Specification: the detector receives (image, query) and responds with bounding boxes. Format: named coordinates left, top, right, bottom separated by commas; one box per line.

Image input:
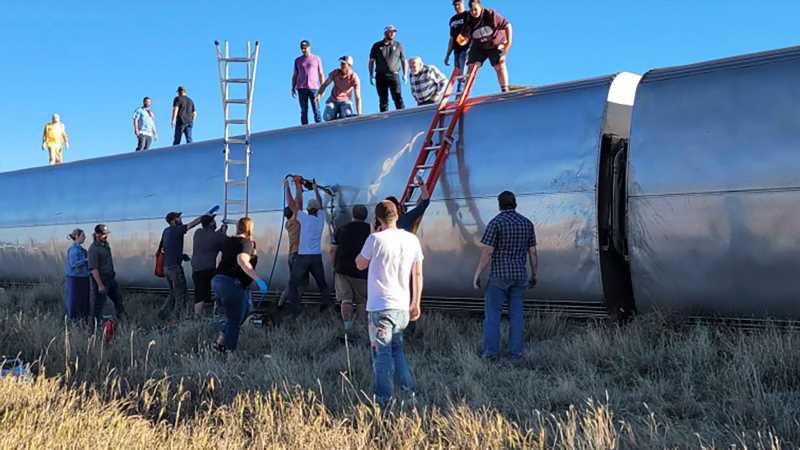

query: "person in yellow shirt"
left=42, top=114, right=69, bottom=165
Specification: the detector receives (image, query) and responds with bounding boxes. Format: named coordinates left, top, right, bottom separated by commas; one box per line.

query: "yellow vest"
left=44, top=122, right=66, bottom=148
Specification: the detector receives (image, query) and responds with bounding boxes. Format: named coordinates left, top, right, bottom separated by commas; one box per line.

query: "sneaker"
left=480, top=352, right=499, bottom=362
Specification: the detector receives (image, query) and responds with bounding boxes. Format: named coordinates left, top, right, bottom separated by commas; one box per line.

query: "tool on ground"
left=398, top=64, right=479, bottom=232
left=214, top=40, right=261, bottom=225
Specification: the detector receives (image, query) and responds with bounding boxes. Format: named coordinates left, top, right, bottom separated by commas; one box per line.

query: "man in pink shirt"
left=315, top=56, right=363, bottom=121
left=291, top=40, right=325, bottom=125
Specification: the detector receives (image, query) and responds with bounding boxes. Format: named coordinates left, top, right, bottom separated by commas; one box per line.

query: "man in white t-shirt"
left=356, top=200, right=424, bottom=406
left=285, top=179, right=333, bottom=316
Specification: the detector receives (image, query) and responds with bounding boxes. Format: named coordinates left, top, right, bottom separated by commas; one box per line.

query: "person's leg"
left=136, top=135, right=145, bottom=151
left=309, top=89, right=321, bottom=123
left=507, top=281, right=526, bottom=359
left=193, top=270, right=213, bottom=316
left=55, top=147, right=63, bottom=164
left=47, top=147, right=56, bottom=165
left=65, top=276, right=76, bottom=320
left=494, top=62, right=509, bottom=92
left=368, top=310, right=396, bottom=406
left=144, top=135, right=152, bottom=150
left=323, top=101, right=337, bottom=122
left=389, top=73, right=405, bottom=110
left=455, top=49, right=467, bottom=91
left=173, top=125, right=182, bottom=145
left=175, top=266, right=188, bottom=317
left=184, top=123, right=193, bottom=143
left=74, top=277, right=90, bottom=320
left=340, top=101, right=355, bottom=118
left=376, top=73, right=390, bottom=112
left=159, top=267, right=177, bottom=320
left=106, top=278, right=127, bottom=320
left=286, top=255, right=311, bottom=315
left=336, top=274, right=355, bottom=332
left=279, top=252, right=296, bottom=306
left=222, top=280, right=246, bottom=350
left=389, top=310, right=414, bottom=394
left=482, top=277, right=505, bottom=358
left=308, top=255, right=332, bottom=308
left=298, top=89, right=310, bottom=125
left=90, top=277, right=107, bottom=324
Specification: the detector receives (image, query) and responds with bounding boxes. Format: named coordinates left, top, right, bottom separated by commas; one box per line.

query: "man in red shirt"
left=458, top=0, right=513, bottom=92
left=316, top=56, right=363, bottom=121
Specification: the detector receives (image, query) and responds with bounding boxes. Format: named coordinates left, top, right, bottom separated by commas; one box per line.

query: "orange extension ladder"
left=398, top=64, right=480, bottom=226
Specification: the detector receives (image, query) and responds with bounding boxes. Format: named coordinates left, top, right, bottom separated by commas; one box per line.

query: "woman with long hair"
left=212, top=217, right=268, bottom=351
left=65, top=229, right=90, bottom=320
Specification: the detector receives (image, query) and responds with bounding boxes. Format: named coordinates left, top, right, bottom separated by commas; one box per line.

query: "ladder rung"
left=221, top=57, right=251, bottom=63
left=227, top=159, right=247, bottom=165
left=225, top=99, right=248, bottom=104
left=225, top=138, right=247, bottom=144
left=223, top=78, right=250, bottom=83
left=416, top=164, right=434, bottom=170
left=440, top=108, right=458, bottom=115
left=225, top=119, right=247, bottom=125
left=424, top=145, right=442, bottom=151
left=225, top=180, right=247, bottom=186
left=432, top=127, right=448, bottom=132
left=226, top=200, right=245, bottom=205
left=223, top=219, right=238, bottom=225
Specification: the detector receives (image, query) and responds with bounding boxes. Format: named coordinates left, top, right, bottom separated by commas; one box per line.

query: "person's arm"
left=329, top=244, right=338, bottom=266
left=171, top=105, right=178, bottom=127
left=291, top=62, right=298, bottom=97
left=42, top=125, right=47, bottom=146
left=62, top=127, right=69, bottom=149
left=504, top=24, right=513, bottom=52
left=133, top=114, right=140, bottom=137
left=400, top=44, right=408, bottom=81
left=155, top=237, right=164, bottom=256
left=91, top=269, right=106, bottom=293
left=445, top=36, right=455, bottom=66
left=528, top=245, right=538, bottom=287
left=71, top=248, right=88, bottom=270
left=355, top=235, right=373, bottom=271
left=185, top=217, right=203, bottom=230
left=315, top=75, right=333, bottom=101
left=410, top=259, right=423, bottom=321
left=236, top=252, right=260, bottom=280
left=318, top=61, right=326, bottom=86
left=473, top=245, right=494, bottom=289
left=312, top=179, right=324, bottom=217
left=368, top=58, right=375, bottom=85
left=192, top=110, right=197, bottom=122
left=354, top=82, right=362, bottom=115
left=152, top=113, right=158, bottom=140
left=294, top=177, right=304, bottom=211
left=285, top=178, right=299, bottom=214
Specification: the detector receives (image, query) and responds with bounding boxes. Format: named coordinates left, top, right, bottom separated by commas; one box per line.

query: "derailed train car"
left=1, top=45, right=798, bottom=319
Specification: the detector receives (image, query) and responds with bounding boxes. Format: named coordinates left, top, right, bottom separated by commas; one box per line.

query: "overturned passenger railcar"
left=627, top=46, right=800, bottom=318
left=0, top=73, right=639, bottom=317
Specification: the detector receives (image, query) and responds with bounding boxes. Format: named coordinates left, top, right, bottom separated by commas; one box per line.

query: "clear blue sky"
left=1, top=0, right=798, bottom=172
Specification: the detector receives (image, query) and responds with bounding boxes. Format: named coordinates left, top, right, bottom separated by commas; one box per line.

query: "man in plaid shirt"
left=408, top=57, right=449, bottom=106
left=473, top=191, right=538, bottom=360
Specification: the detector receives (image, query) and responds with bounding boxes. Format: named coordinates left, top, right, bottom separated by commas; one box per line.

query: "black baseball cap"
left=176, top=86, right=185, bottom=93
left=200, top=215, right=216, bottom=227
left=94, top=224, right=110, bottom=235
left=453, top=0, right=464, bottom=4
left=300, top=40, right=311, bottom=48
left=165, top=211, right=182, bottom=223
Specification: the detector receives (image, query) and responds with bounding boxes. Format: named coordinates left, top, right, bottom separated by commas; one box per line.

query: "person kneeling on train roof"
left=409, top=57, right=448, bottom=106
left=284, top=179, right=334, bottom=317
left=457, top=0, right=513, bottom=92
left=88, top=224, right=128, bottom=323
left=191, top=215, right=227, bottom=317
left=65, top=229, right=91, bottom=321
left=330, top=204, right=371, bottom=338
left=473, top=191, right=537, bottom=361
left=356, top=200, right=424, bottom=407
left=212, top=217, right=268, bottom=352
left=156, top=207, right=218, bottom=321
left=315, top=56, right=362, bottom=121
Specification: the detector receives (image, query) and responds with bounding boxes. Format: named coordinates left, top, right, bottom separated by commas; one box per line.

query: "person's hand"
left=402, top=74, right=408, bottom=84
left=98, top=284, right=107, bottom=295
left=314, top=94, right=321, bottom=103
left=255, top=278, right=268, bottom=293
left=473, top=274, right=481, bottom=290
left=170, top=121, right=175, bottom=129
left=410, top=302, right=421, bottom=321
left=291, top=88, right=297, bottom=98
left=444, top=55, right=450, bottom=66
left=220, top=224, right=228, bottom=233
left=312, top=178, right=318, bottom=189
left=182, top=254, right=191, bottom=262
left=369, top=76, right=375, bottom=86
left=528, top=273, right=538, bottom=288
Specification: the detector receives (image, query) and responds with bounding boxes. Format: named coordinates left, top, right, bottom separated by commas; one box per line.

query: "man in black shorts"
left=458, top=0, right=513, bottom=92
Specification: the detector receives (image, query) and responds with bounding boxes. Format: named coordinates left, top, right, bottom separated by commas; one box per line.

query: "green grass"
left=0, top=284, right=796, bottom=449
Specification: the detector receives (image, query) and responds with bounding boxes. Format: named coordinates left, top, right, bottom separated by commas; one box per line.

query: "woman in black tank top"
left=211, top=217, right=267, bottom=351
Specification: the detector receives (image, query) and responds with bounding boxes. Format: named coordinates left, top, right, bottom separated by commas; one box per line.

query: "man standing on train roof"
left=409, top=57, right=449, bottom=106
left=41, top=113, right=69, bottom=165
left=292, top=40, right=325, bottom=125
left=473, top=191, right=537, bottom=361
left=88, top=224, right=128, bottom=323
left=132, top=96, right=158, bottom=151
left=157, top=207, right=218, bottom=321
left=369, top=24, right=408, bottom=112
left=284, top=178, right=334, bottom=317
left=171, top=86, right=196, bottom=145
left=457, top=0, right=513, bottom=92
left=316, top=56, right=362, bottom=121
left=444, top=0, right=469, bottom=90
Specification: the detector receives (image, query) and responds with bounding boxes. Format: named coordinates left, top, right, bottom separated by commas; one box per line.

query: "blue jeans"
left=323, top=100, right=355, bottom=121
left=297, top=88, right=321, bottom=125
left=160, top=265, right=187, bottom=320
left=483, top=277, right=527, bottom=358
left=454, top=49, right=467, bottom=92
left=212, top=274, right=251, bottom=350
left=368, top=309, right=414, bottom=406
left=173, top=122, right=193, bottom=145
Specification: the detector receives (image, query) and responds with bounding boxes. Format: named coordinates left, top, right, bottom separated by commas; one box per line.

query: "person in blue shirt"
left=132, top=97, right=158, bottom=151
left=65, top=229, right=91, bottom=320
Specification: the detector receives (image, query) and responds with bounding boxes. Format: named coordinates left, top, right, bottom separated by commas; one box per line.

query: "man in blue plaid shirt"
left=409, top=57, right=449, bottom=106
left=473, top=191, right=538, bottom=360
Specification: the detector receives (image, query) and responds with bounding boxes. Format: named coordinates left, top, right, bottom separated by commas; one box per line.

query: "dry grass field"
left=0, top=285, right=797, bottom=449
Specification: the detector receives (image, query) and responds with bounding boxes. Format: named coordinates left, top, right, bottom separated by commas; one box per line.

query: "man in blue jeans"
left=473, top=191, right=538, bottom=361
left=291, top=40, right=325, bottom=125
left=356, top=200, right=424, bottom=407
left=171, top=86, right=196, bottom=145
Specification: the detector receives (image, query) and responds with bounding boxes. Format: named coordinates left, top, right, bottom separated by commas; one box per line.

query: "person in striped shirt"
left=408, top=57, right=448, bottom=106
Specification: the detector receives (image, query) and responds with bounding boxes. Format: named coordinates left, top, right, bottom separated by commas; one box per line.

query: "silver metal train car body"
left=1, top=45, right=797, bottom=319
left=0, top=73, right=637, bottom=316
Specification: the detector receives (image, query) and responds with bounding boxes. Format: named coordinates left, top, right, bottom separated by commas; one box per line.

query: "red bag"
left=154, top=253, right=165, bottom=278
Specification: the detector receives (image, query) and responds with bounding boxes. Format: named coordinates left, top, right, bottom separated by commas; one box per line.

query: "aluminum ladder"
left=214, top=40, right=260, bottom=225
left=398, top=64, right=479, bottom=230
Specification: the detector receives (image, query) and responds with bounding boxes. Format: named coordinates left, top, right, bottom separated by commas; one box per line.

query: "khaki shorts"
left=335, top=273, right=367, bottom=305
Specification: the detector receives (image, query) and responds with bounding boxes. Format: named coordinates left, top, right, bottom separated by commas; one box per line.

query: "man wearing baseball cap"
left=171, top=86, right=196, bottom=145
left=291, top=40, right=326, bottom=125
left=369, top=25, right=407, bottom=112
left=88, top=224, right=128, bottom=323
left=315, top=55, right=362, bottom=121
left=458, top=0, right=513, bottom=92
left=156, top=207, right=217, bottom=321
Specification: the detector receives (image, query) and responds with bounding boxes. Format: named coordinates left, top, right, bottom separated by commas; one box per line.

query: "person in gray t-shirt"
left=191, top=215, right=227, bottom=316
